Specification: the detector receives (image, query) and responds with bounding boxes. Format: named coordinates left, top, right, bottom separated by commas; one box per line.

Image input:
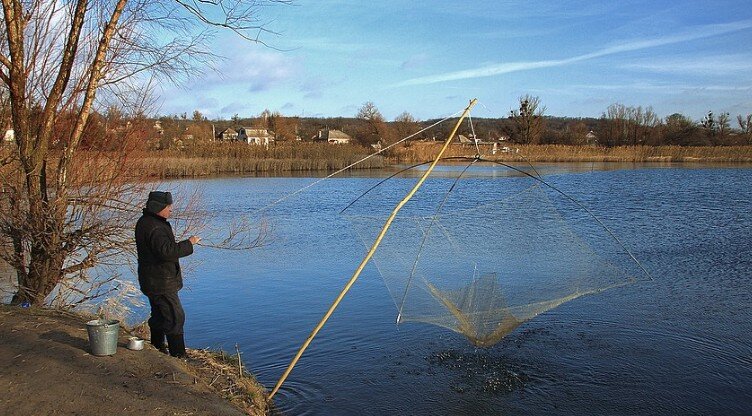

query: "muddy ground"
left=0, top=305, right=265, bottom=415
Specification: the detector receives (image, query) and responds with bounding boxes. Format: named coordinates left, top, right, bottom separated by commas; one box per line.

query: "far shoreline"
left=140, top=143, right=752, bottom=179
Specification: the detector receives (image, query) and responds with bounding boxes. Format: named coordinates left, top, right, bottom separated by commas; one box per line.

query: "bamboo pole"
left=267, top=99, right=478, bottom=400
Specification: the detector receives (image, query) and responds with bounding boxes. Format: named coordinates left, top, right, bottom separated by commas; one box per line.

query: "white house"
left=314, top=129, right=352, bottom=144
left=238, top=127, right=274, bottom=147
left=3, top=129, right=14, bottom=143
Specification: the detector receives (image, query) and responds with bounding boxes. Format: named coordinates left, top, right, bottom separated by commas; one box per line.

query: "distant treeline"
left=7, top=99, right=748, bottom=156
left=156, top=100, right=751, bottom=149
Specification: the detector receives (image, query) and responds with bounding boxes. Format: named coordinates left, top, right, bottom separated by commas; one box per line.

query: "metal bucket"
left=86, top=319, right=120, bottom=356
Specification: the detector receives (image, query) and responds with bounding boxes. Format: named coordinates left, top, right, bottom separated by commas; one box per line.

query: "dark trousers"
left=147, top=292, right=186, bottom=356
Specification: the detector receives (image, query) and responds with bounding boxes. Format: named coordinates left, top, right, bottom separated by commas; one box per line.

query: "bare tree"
left=509, top=95, right=546, bottom=144
left=268, top=111, right=299, bottom=141
left=738, top=114, right=752, bottom=145
left=355, top=101, right=391, bottom=146
left=564, top=121, right=589, bottom=145
left=356, top=101, right=384, bottom=122
left=393, top=111, right=420, bottom=142
left=717, top=112, right=731, bottom=144
left=601, top=103, right=630, bottom=147
left=0, top=0, right=285, bottom=305
left=601, top=103, right=661, bottom=147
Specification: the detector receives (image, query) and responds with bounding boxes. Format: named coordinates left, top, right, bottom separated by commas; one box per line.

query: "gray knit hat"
left=146, top=191, right=173, bottom=214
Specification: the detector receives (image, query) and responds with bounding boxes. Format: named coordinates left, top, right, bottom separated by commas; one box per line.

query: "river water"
left=169, top=163, right=751, bottom=415
left=10, top=163, right=752, bottom=415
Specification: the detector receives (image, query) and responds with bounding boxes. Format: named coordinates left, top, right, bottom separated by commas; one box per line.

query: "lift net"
left=343, top=161, right=646, bottom=347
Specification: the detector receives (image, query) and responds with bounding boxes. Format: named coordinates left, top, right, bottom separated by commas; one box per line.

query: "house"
left=238, top=127, right=275, bottom=147
left=3, top=129, right=14, bottom=143
left=314, top=129, right=352, bottom=144
left=455, top=134, right=472, bottom=143
left=586, top=130, right=598, bottom=146
left=216, top=127, right=239, bottom=141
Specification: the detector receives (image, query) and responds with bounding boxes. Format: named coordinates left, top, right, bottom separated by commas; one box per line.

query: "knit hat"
left=146, top=191, right=173, bottom=214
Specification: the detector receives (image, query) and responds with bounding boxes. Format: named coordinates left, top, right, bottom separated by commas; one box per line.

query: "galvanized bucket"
left=86, top=319, right=120, bottom=356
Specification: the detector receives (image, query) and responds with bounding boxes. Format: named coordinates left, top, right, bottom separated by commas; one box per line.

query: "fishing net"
left=342, top=159, right=648, bottom=347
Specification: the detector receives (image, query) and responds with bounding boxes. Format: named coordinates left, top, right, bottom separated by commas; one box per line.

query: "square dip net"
left=342, top=159, right=648, bottom=347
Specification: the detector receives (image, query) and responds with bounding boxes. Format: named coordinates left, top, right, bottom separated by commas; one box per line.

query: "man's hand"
left=189, top=236, right=201, bottom=245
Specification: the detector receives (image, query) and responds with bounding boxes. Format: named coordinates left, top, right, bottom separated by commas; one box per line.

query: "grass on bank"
left=134, top=143, right=752, bottom=178
left=3, top=142, right=751, bottom=181
left=135, top=142, right=384, bottom=178
left=186, top=348, right=271, bottom=416
left=397, top=143, right=752, bottom=163
left=128, top=321, right=271, bottom=415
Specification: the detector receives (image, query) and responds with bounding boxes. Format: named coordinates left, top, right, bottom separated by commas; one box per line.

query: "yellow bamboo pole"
left=268, top=99, right=478, bottom=400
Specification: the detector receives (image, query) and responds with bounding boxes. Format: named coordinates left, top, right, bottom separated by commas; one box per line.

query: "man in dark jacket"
left=135, top=191, right=200, bottom=358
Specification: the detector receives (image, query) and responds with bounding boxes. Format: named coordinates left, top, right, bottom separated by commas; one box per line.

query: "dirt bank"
left=0, top=305, right=269, bottom=415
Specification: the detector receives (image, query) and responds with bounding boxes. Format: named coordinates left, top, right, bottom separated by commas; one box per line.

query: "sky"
left=158, top=0, right=752, bottom=122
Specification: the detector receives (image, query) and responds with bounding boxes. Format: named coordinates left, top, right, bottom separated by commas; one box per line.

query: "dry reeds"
left=186, top=348, right=270, bottom=416
left=129, top=142, right=384, bottom=178
left=394, top=143, right=752, bottom=163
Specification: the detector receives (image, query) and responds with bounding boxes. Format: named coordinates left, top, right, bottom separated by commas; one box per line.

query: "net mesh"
left=343, top=160, right=645, bottom=347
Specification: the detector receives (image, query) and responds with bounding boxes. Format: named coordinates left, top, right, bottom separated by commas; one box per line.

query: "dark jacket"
left=135, top=209, right=193, bottom=295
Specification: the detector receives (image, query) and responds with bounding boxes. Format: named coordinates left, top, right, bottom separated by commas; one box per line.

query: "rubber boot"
left=151, top=329, right=168, bottom=354
left=166, top=334, right=186, bottom=358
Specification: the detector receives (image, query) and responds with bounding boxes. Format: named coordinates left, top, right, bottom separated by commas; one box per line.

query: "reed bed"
left=395, top=143, right=752, bottom=163
left=185, top=348, right=270, bottom=416
left=130, top=142, right=384, bottom=178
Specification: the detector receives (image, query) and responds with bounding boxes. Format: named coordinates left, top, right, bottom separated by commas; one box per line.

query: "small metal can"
left=127, top=337, right=144, bottom=351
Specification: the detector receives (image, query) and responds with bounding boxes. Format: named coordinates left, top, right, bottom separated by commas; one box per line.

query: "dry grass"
left=394, top=142, right=752, bottom=163
left=122, top=319, right=270, bottom=415
left=185, top=348, right=271, bottom=416
left=129, top=142, right=384, bottom=177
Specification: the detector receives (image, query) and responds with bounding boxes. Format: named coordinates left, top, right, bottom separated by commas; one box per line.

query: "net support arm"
left=268, top=98, right=478, bottom=400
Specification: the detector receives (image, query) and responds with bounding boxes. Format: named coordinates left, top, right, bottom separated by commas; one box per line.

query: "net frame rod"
left=267, top=99, right=478, bottom=400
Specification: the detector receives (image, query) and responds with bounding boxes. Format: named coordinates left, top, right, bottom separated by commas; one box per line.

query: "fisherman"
left=135, top=191, right=200, bottom=358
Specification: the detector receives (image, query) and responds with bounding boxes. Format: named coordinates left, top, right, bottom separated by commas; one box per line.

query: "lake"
left=11, top=162, right=751, bottom=415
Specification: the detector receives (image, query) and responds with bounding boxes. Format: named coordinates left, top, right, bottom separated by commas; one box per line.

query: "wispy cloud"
left=285, top=37, right=371, bottom=53
left=621, top=54, right=752, bottom=76
left=533, top=83, right=752, bottom=94
left=299, top=76, right=344, bottom=99
left=196, top=48, right=300, bottom=92
left=392, top=19, right=752, bottom=87
left=400, top=53, right=431, bottom=70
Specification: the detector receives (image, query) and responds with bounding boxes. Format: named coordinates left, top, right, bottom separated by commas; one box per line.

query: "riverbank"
left=3, top=143, right=750, bottom=180
left=138, top=144, right=752, bottom=178
left=397, top=143, right=752, bottom=163
left=0, top=305, right=270, bottom=415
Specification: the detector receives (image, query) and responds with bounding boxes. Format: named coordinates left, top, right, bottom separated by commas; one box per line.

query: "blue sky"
left=159, top=0, right=752, bottom=121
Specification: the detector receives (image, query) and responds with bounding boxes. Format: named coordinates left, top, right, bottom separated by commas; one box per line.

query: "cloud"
left=284, top=37, right=371, bottom=53
left=621, top=54, right=752, bottom=76
left=220, top=102, right=250, bottom=115
left=392, top=19, right=752, bottom=87
left=199, top=48, right=299, bottom=92
left=400, top=53, right=430, bottom=70
left=299, top=76, right=344, bottom=99
left=541, top=83, right=752, bottom=94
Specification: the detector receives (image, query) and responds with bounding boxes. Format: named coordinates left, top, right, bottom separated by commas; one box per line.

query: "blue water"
left=167, top=164, right=751, bottom=415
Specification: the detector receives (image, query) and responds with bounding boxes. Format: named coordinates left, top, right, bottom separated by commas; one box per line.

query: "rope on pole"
left=267, top=99, right=478, bottom=401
